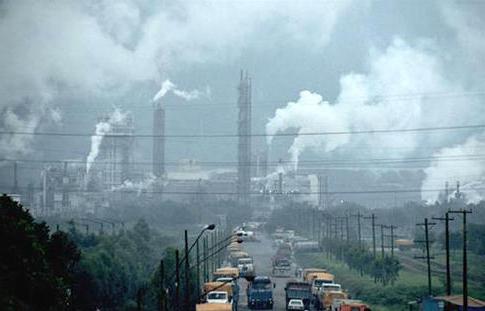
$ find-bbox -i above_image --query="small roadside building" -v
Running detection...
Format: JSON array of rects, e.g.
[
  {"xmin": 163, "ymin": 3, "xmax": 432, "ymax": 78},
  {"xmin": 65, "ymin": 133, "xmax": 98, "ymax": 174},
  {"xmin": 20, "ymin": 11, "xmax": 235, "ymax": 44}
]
[{"xmin": 421, "ymin": 295, "xmax": 485, "ymax": 311}]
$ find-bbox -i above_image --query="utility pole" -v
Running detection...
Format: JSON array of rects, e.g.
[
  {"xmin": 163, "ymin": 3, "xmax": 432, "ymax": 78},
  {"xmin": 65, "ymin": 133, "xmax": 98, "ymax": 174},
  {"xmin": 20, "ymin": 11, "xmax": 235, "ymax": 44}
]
[
  {"xmin": 160, "ymin": 259, "xmax": 166, "ymax": 311},
  {"xmin": 449, "ymin": 209, "xmax": 472, "ymax": 310},
  {"xmin": 389, "ymin": 225, "xmax": 396, "ymax": 257},
  {"xmin": 432, "ymin": 212, "xmax": 454, "ymax": 295},
  {"xmin": 175, "ymin": 249, "xmax": 180, "ymax": 311},
  {"xmin": 380, "ymin": 225, "xmax": 386, "ymax": 258},
  {"xmin": 203, "ymin": 236, "xmax": 208, "ymax": 282},
  {"xmin": 351, "ymin": 211, "xmax": 363, "ymax": 248},
  {"xmin": 415, "ymin": 218, "xmax": 436, "ymax": 296},
  {"xmin": 196, "ymin": 238, "xmax": 200, "ymax": 303},
  {"xmin": 339, "ymin": 217, "xmax": 345, "ymax": 240},
  {"xmin": 184, "ymin": 230, "xmax": 190, "ymax": 310},
  {"xmin": 364, "ymin": 214, "xmax": 377, "ymax": 257},
  {"xmin": 345, "ymin": 214, "xmax": 350, "ymax": 242}
]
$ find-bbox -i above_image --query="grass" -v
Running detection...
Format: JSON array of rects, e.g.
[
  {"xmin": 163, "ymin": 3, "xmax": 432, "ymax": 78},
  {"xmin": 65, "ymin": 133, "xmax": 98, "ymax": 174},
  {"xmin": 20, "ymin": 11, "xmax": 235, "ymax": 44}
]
[{"xmin": 296, "ymin": 253, "xmax": 444, "ymax": 311}]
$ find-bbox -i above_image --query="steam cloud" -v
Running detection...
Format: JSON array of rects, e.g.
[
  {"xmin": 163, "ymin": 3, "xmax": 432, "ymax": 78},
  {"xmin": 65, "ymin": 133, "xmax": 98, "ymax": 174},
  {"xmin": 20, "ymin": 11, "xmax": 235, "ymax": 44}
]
[
  {"xmin": 86, "ymin": 109, "xmax": 129, "ymax": 173},
  {"xmin": 266, "ymin": 38, "xmax": 483, "ymax": 169},
  {"xmin": 111, "ymin": 173, "xmax": 157, "ymax": 196},
  {"xmin": 153, "ymin": 80, "xmax": 205, "ymax": 103},
  {"xmin": 421, "ymin": 133, "xmax": 485, "ymax": 204},
  {"xmin": 0, "ymin": 0, "xmax": 350, "ymax": 157}
]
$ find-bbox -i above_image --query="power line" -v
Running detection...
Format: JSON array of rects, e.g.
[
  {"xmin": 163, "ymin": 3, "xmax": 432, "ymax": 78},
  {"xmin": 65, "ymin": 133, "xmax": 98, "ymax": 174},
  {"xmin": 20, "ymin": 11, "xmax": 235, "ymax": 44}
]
[
  {"xmin": 1, "ymin": 123, "xmax": 484, "ymax": 139},
  {"xmin": 44, "ymin": 90, "xmax": 485, "ymax": 111},
  {"xmin": 2, "ymin": 153, "xmax": 485, "ymax": 167},
  {"xmin": 2, "ymin": 184, "xmax": 484, "ymax": 196}
]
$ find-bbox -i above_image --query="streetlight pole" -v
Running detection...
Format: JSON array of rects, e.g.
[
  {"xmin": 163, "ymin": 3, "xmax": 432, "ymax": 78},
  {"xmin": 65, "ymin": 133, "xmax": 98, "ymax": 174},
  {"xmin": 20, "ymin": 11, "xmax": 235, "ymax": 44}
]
[
  {"xmin": 175, "ymin": 250, "xmax": 180, "ymax": 311},
  {"xmin": 184, "ymin": 230, "xmax": 190, "ymax": 310},
  {"xmin": 196, "ymin": 239, "xmax": 200, "ymax": 302}
]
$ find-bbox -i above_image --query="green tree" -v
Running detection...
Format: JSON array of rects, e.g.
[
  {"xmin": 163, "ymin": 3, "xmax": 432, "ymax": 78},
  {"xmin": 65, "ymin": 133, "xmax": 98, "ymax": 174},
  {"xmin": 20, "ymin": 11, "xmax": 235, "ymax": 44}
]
[{"xmin": 0, "ymin": 194, "xmax": 80, "ymax": 310}]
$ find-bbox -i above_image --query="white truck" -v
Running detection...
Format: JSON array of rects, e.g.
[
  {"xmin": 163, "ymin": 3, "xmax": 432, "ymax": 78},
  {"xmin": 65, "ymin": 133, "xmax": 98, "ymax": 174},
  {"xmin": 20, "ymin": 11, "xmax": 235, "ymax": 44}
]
[
  {"xmin": 206, "ymin": 291, "xmax": 230, "ymax": 304},
  {"xmin": 237, "ymin": 257, "xmax": 255, "ymax": 278}
]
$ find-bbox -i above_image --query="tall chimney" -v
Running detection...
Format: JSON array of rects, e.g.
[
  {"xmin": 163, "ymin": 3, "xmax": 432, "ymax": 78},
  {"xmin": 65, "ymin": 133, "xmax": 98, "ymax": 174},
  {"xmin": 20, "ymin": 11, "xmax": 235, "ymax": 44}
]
[
  {"xmin": 237, "ymin": 70, "xmax": 251, "ymax": 205},
  {"xmin": 153, "ymin": 102, "xmax": 165, "ymax": 178}
]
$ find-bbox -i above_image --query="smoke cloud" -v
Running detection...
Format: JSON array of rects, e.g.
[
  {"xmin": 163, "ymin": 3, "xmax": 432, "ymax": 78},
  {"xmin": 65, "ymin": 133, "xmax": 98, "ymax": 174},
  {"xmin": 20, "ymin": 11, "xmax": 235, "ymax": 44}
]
[
  {"xmin": 266, "ymin": 38, "xmax": 482, "ymax": 169},
  {"xmin": 86, "ymin": 108, "xmax": 129, "ymax": 173},
  {"xmin": 152, "ymin": 79, "xmax": 205, "ymax": 103},
  {"xmin": 111, "ymin": 173, "xmax": 157, "ymax": 197},
  {"xmin": 421, "ymin": 133, "xmax": 485, "ymax": 204},
  {"xmin": 0, "ymin": 0, "xmax": 351, "ymax": 156}
]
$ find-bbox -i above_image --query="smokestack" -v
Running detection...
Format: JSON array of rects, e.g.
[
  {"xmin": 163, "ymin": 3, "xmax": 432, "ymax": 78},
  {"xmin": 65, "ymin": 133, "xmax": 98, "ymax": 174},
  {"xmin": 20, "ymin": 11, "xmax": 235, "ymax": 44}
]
[
  {"xmin": 455, "ymin": 181, "xmax": 461, "ymax": 199},
  {"xmin": 237, "ymin": 70, "xmax": 251, "ymax": 205},
  {"xmin": 153, "ymin": 102, "xmax": 165, "ymax": 178}
]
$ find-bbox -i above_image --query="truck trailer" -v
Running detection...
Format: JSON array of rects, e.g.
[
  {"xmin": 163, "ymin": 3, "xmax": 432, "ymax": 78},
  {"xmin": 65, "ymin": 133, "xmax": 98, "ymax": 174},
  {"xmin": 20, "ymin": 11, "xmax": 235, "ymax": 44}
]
[
  {"xmin": 284, "ymin": 281, "xmax": 312, "ymax": 310},
  {"xmin": 247, "ymin": 276, "xmax": 274, "ymax": 309}
]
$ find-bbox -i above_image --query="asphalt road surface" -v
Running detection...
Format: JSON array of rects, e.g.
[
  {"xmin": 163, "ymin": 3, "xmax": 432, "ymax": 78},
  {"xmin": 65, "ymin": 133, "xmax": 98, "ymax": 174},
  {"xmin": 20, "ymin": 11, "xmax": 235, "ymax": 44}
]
[{"xmin": 237, "ymin": 233, "xmax": 300, "ymax": 311}]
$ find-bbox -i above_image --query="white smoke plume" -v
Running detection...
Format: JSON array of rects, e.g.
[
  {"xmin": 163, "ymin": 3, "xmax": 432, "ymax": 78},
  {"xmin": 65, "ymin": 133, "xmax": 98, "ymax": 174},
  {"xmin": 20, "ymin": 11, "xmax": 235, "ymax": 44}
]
[
  {"xmin": 421, "ymin": 133, "xmax": 485, "ymax": 204},
  {"xmin": 86, "ymin": 108, "xmax": 129, "ymax": 173},
  {"xmin": 152, "ymin": 79, "xmax": 205, "ymax": 103},
  {"xmin": 111, "ymin": 174, "xmax": 157, "ymax": 196},
  {"xmin": 0, "ymin": 0, "xmax": 351, "ymax": 156},
  {"xmin": 266, "ymin": 38, "xmax": 482, "ymax": 169}
]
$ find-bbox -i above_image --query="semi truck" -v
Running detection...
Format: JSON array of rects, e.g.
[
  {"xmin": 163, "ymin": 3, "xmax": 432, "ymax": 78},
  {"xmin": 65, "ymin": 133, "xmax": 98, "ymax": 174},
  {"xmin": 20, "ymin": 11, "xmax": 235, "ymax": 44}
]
[
  {"xmin": 247, "ymin": 276, "xmax": 274, "ymax": 309},
  {"xmin": 302, "ymin": 268, "xmax": 327, "ymax": 282},
  {"xmin": 332, "ymin": 299, "xmax": 371, "ymax": 311},
  {"xmin": 284, "ymin": 281, "xmax": 312, "ymax": 310},
  {"xmin": 196, "ymin": 303, "xmax": 232, "ymax": 311},
  {"xmin": 307, "ymin": 272, "xmax": 335, "ymax": 295},
  {"xmin": 237, "ymin": 257, "xmax": 255, "ymax": 278},
  {"xmin": 203, "ymin": 282, "xmax": 234, "ymax": 302},
  {"xmin": 229, "ymin": 251, "xmax": 249, "ymax": 267},
  {"xmin": 213, "ymin": 267, "xmax": 239, "ymax": 280},
  {"xmin": 272, "ymin": 256, "xmax": 292, "ymax": 277},
  {"xmin": 316, "ymin": 290, "xmax": 348, "ymax": 310}
]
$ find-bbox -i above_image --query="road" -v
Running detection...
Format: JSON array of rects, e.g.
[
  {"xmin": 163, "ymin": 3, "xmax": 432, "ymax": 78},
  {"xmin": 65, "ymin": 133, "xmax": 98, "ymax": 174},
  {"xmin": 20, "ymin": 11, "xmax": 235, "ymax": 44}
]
[{"xmin": 237, "ymin": 233, "xmax": 296, "ymax": 311}]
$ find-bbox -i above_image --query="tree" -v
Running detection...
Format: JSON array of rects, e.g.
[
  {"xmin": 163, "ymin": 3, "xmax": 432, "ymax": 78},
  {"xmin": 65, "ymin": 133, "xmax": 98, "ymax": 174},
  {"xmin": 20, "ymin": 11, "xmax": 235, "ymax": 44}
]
[{"xmin": 0, "ymin": 194, "xmax": 80, "ymax": 310}]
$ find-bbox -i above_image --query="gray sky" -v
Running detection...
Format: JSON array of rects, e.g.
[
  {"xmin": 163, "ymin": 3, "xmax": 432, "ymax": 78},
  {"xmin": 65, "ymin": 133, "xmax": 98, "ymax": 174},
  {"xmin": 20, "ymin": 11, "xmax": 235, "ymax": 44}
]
[{"xmin": 0, "ymin": 0, "xmax": 484, "ymax": 202}]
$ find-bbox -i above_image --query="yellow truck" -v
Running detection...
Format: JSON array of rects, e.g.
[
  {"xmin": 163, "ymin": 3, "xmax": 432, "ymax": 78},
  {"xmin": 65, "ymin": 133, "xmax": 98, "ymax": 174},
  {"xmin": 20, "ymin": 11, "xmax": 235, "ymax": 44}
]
[
  {"xmin": 302, "ymin": 268, "xmax": 327, "ymax": 282},
  {"xmin": 318, "ymin": 290, "xmax": 348, "ymax": 310},
  {"xmin": 307, "ymin": 272, "xmax": 335, "ymax": 295},
  {"xmin": 228, "ymin": 244, "xmax": 242, "ymax": 252},
  {"xmin": 203, "ymin": 281, "xmax": 234, "ymax": 305},
  {"xmin": 213, "ymin": 267, "xmax": 239, "ymax": 279},
  {"xmin": 229, "ymin": 251, "xmax": 249, "ymax": 266},
  {"xmin": 195, "ymin": 303, "xmax": 232, "ymax": 311}
]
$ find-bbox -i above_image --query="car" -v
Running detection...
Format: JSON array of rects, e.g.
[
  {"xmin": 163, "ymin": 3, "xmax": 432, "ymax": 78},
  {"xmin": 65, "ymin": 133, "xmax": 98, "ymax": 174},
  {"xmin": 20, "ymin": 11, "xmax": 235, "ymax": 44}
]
[{"xmin": 287, "ymin": 298, "xmax": 305, "ymax": 310}]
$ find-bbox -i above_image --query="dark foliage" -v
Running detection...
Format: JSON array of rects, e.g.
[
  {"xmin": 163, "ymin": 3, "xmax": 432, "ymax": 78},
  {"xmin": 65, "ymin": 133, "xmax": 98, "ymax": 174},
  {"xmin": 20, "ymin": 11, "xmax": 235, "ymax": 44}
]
[{"xmin": 0, "ymin": 194, "xmax": 80, "ymax": 310}]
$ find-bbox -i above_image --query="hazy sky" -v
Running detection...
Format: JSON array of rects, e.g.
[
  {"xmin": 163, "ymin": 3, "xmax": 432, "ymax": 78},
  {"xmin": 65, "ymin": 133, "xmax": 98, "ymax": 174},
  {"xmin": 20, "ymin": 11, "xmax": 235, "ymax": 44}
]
[{"xmin": 0, "ymin": 0, "xmax": 484, "ymax": 201}]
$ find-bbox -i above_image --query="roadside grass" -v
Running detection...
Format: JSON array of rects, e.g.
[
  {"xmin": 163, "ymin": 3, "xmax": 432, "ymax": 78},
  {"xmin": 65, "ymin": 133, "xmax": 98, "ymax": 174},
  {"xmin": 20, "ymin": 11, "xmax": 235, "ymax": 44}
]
[{"xmin": 296, "ymin": 253, "xmax": 444, "ymax": 311}]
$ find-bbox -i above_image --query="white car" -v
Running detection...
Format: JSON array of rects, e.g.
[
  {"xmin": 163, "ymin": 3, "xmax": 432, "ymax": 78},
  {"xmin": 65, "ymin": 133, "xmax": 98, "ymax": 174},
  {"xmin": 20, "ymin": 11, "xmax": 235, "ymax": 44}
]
[
  {"xmin": 287, "ymin": 299, "xmax": 305, "ymax": 310},
  {"xmin": 206, "ymin": 291, "xmax": 230, "ymax": 304}
]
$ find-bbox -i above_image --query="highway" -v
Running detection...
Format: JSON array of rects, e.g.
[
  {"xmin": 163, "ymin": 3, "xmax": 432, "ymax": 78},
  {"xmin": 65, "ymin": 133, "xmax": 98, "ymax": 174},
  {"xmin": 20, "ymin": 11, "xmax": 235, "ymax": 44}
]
[{"xmin": 237, "ymin": 234, "xmax": 300, "ymax": 311}]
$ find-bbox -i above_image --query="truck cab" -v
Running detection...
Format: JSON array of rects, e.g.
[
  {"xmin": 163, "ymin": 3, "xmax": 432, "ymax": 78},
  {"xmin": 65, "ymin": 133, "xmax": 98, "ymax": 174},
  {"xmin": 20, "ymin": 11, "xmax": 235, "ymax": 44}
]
[
  {"xmin": 238, "ymin": 257, "xmax": 255, "ymax": 277},
  {"xmin": 206, "ymin": 291, "xmax": 230, "ymax": 304},
  {"xmin": 247, "ymin": 276, "xmax": 274, "ymax": 309}
]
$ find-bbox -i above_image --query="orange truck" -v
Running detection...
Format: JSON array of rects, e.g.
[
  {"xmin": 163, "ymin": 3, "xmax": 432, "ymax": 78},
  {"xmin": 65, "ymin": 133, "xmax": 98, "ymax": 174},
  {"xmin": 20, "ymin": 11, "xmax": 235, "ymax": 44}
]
[
  {"xmin": 213, "ymin": 267, "xmax": 239, "ymax": 280},
  {"xmin": 307, "ymin": 272, "xmax": 335, "ymax": 295},
  {"xmin": 195, "ymin": 303, "xmax": 232, "ymax": 311},
  {"xmin": 318, "ymin": 290, "xmax": 348, "ymax": 310},
  {"xmin": 332, "ymin": 299, "xmax": 371, "ymax": 311},
  {"xmin": 302, "ymin": 268, "xmax": 327, "ymax": 282},
  {"xmin": 203, "ymin": 281, "xmax": 233, "ymax": 298}
]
